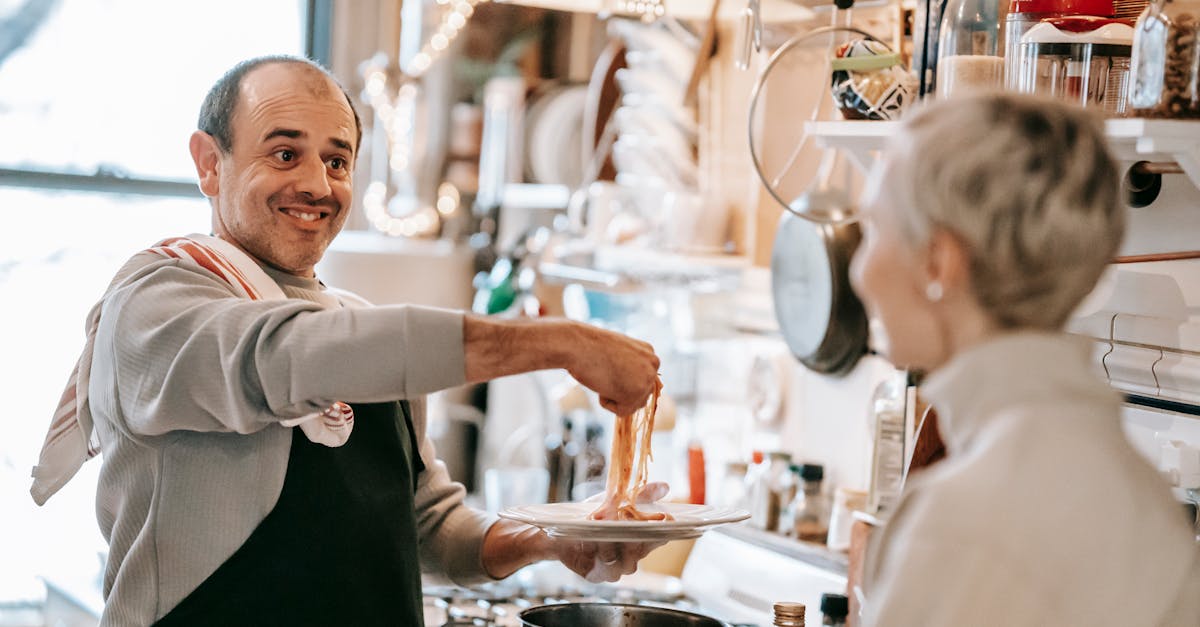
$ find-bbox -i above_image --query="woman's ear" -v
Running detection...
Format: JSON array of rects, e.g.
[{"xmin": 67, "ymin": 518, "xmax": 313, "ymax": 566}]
[
  {"xmin": 189, "ymin": 131, "xmax": 221, "ymax": 198},
  {"xmin": 924, "ymin": 228, "xmax": 972, "ymax": 300}
]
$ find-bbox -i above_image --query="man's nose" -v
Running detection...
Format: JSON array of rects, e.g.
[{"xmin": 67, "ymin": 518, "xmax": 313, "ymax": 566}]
[{"xmin": 293, "ymin": 155, "xmax": 332, "ymax": 199}]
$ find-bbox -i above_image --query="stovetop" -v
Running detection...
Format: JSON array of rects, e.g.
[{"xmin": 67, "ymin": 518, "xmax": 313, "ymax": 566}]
[{"xmin": 422, "ymin": 574, "xmax": 698, "ymax": 627}]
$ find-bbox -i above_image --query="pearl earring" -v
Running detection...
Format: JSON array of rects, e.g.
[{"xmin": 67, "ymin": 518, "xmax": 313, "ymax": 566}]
[{"xmin": 925, "ymin": 281, "xmax": 944, "ymax": 302}]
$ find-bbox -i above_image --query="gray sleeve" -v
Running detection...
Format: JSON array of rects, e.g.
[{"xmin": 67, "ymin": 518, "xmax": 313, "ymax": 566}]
[
  {"xmin": 99, "ymin": 258, "xmax": 467, "ymax": 437},
  {"xmin": 409, "ymin": 397, "xmax": 499, "ymax": 585}
]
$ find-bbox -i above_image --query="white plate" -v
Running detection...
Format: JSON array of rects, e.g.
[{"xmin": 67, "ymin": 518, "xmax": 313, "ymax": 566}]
[{"xmin": 499, "ymin": 502, "xmax": 749, "ymax": 542}]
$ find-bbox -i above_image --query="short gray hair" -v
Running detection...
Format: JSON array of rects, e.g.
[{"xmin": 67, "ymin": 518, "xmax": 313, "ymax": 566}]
[
  {"xmin": 198, "ymin": 55, "xmax": 362, "ymax": 154},
  {"xmin": 874, "ymin": 93, "xmax": 1124, "ymax": 330}
]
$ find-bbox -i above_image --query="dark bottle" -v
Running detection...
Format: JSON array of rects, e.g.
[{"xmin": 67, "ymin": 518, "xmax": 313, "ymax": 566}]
[
  {"xmin": 820, "ymin": 593, "xmax": 849, "ymax": 626},
  {"xmin": 576, "ymin": 421, "xmax": 607, "ymax": 495},
  {"xmin": 545, "ymin": 418, "xmax": 578, "ymax": 503}
]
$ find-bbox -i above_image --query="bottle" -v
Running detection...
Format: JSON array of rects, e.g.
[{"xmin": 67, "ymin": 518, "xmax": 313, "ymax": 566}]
[
  {"xmin": 751, "ymin": 452, "xmax": 793, "ymax": 531},
  {"xmin": 789, "ymin": 464, "xmax": 830, "ymax": 543},
  {"xmin": 688, "ymin": 441, "xmax": 707, "ymax": 505},
  {"xmin": 914, "ymin": 0, "xmax": 947, "ymax": 96},
  {"xmin": 778, "ymin": 464, "xmax": 804, "ymax": 535},
  {"xmin": 743, "ymin": 451, "xmax": 767, "ymax": 521},
  {"xmin": 576, "ymin": 421, "xmax": 607, "ymax": 491},
  {"xmin": 867, "ymin": 376, "xmax": 907, "ymax": 515},
  {"xmin": 720, "ymin": 461, "xmax": 750, "ymax": 509},
  {"xmin": 773, "ymin": 601, "xmax": 806, "ymax": 627},
  {"xmin": 1130, "ymin": 0, "xmax": 1200, "ymax": 117},
  {"xmin": 820, "ymin": 593, "xmax": 849, "ymax": 626},
  {"xmin": 936, "ymin": 0, "xmax": 1005, "ymax": 97},
  {"xmin": 544, "ymin": 418, "xmax": 577, "ymax": 503}
]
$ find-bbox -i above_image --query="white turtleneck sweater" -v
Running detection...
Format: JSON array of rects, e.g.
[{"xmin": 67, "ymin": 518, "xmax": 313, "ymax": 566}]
[{"xmin": 862, "ymin": 332, "xmax": 1200, "ymax": 627}]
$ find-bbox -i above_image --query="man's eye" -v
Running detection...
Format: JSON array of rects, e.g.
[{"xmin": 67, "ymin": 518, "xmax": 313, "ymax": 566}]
[
  {"xmin": 274, "ymin": 149, "xmax": 295, "ymax": 162},
  {"xmin": 328, "ymin": 157, "xmax": 346, "ymax": 170}
]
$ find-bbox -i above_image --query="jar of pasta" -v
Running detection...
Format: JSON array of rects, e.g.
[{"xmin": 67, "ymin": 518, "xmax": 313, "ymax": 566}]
[{"xmin": 1130, "ymin": 0, "xmax": 1200, "ymax": 116}]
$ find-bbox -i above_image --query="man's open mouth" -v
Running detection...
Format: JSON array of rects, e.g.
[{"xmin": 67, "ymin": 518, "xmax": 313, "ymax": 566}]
[{"xmin": 280, "ymin": 207, "xmax": 330, "ymax": 222}]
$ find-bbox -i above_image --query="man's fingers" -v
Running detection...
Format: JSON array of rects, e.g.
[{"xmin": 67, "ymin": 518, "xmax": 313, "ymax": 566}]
[
  {"xmin": 596, "ymin": 542, "xmax": 620, "ymax": 565},
  {"xmin": 634, "ymin": 481, "xmax": 669, "ymax": 504}
]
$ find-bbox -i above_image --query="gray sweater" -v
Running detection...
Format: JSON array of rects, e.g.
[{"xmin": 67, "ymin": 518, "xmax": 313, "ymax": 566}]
[
  {"xmin": 87, "ymin": 250, "xmax": 495, "ymax": 626},
  {"xmin": 863, "ymin": 332, "xmax": 1200, "ymax": 626}
]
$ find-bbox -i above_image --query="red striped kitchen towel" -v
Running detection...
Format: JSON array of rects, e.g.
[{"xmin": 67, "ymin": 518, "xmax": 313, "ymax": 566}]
[{"xmin": 30, "ymin": 234, "xmax": 354, "ymax": 505}]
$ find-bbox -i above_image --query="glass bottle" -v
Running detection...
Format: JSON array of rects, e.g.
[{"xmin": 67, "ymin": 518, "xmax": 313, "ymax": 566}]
[
  {"xmin": 789, "ymin": 464, "xmax": 830, "ymax": 543},
  {"xmin": 576, "ymin": 422, "xmax": 607, "ymax": 489},
  {"xmin": 773, "ymin": 601, "xmax": 806, "ymax": 627},
  {"xmin": 820, "ymin": 594, "xmax": 849, "ymax": 626},
  {"xmin": 914, "ymin": 0, "xmax": 949, "ymax": 96},
  {"xmin": 720, "ymin": 461, "xmax": 750, "ymax": 509},
  {"xmin": 937, "ymin": 0, "xmax": 1005, "ymax": 97},
  {"xmin": 545, "ymin": 417, "xmax": 577, "ymax": 503},
  {"xmin": 750, "ymin": 451, "xmax": 792, "ymax": 531},
  {"xmin": 1130, "ymin": 0, "xmax": 1200, "ymax": 117}
]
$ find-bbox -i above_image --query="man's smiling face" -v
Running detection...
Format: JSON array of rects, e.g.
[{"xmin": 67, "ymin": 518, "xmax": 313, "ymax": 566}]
[{"xmin": 207, "ymin": 62, "xmax": 357, "ymax": 277}]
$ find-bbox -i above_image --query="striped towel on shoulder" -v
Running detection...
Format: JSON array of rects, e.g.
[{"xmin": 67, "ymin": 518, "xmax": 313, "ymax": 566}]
[{"xmin": 30, "ymin": 234, "xmax": 354, "ymax": 506}]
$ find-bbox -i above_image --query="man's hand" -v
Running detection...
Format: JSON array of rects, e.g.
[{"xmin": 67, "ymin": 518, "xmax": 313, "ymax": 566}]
[
  {"xmin": 481, "ymin": 519, "xmax": 665, "ymax": 584},
  {"xmin": 464, "ymin": 316, "xmax": 660, "ymax": 416},
  {"xmin": 561, "ymin": 324, "xmax": 659, "ymax": 417},
  {"xmin": 551, "ymin": 539, "xmax": 665, "ymax": 583},
  {"xmin": 481, "ymin": 482, "xmax": 672, "ymax": 582}
]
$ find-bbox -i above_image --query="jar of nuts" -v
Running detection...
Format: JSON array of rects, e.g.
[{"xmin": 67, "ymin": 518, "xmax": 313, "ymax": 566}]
[{"xmin": 1130, "ymin": 0, "xmax": 1200, "ymax": 116}]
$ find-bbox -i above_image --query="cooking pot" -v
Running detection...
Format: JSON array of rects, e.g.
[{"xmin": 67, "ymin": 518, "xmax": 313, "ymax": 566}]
[{"xmin": 519, "ymin": 603, "xmax": 731, "ymax": 627}]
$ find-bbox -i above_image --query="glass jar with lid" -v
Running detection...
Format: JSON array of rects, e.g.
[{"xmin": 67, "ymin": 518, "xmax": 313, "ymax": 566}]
[
  {"xmin": 1013, "ymin": 16, "xmax": 1135, "ymax": 114},
  {"xmin": 750, "ymin": 451, "xmax": 793, "ymax": 532},
  {"xmin": 936, "ymin": 0, "xmax": 1006, "ymax": 97},
  {"xmin": 1129, "ymin": 0, "xmax": 1200, "ymax": 117},
  {"xmin": 1004, "ymin": 0, "xmax": 1116, "ymax": 88}
]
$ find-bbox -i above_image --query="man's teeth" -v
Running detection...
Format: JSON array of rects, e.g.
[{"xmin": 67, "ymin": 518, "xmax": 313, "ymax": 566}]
[{"xmin": 284, "ymin": 208, "xmax": 322, "ymax": 222}]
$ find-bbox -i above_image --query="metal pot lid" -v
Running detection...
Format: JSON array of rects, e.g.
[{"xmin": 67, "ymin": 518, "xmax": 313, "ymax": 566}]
[{"xmin": 770, "ymin": 211, "xmax": 868, "ymax": 375}]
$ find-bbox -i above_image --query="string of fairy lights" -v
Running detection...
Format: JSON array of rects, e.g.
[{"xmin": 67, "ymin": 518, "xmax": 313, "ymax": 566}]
[{"xmin": 360, "ymin": 0, "xmax": 488, "ymax": 237}]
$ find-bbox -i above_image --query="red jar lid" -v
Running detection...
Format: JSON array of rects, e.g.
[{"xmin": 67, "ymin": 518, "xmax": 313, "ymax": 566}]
[{"xmin": 1009, "ymin": 0, "xmax": 1115, "ymax": 17}]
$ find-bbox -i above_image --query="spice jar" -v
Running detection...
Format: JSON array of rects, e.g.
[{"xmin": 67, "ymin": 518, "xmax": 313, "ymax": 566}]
[
  {"xmin": 1129, "ymin": 0, "xmax": 1200, "ymax": 117},
  {"xmin": 750, "ymin": 451, "xmax": 793, "ymax": 532},
  {"xmin": 787, "ymin": 464, "xmax": 830, "ymax": 542}
]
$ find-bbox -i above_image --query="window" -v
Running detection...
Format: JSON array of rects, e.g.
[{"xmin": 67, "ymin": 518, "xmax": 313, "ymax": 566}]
[{"xmin": 0, "ymin": 0, "xmax": 312, "ymax": 619}]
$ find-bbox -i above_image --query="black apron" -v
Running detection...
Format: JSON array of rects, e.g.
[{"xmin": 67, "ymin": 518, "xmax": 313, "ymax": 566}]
[{"xmin": 156, "ymin": 401, "xmax": 426, "ymax": 627}]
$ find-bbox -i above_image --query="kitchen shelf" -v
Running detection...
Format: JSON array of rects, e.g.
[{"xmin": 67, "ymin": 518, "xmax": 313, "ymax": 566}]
[
  {"xmin": 540, "ymin": 244, "xmax": 748, "ymax": 293},
  {"xmin": 804, "ymin": 118, "xmax": 1200, "ymax": 192},
  {"xmin": 495, "ymin": 0, "xmax": 815, "ymax": 22}
]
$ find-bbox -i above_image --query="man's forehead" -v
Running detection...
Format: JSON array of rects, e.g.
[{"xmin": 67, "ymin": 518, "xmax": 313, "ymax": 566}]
[
  {"xmin": 242, "ymin": 62, "xmax": 338, "ymax": 99},
  {"xmin": 233, "ymin": 63, "xmax": 354, "ymax": 138}
]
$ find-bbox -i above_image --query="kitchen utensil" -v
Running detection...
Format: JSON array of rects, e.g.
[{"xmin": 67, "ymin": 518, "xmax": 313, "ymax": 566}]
[
  {"xmin": 747, "ymin": 25, "xmax": 887, "ymax": 225},
  {"xmin": 520, "ymin": 602, "xmax": 730, "ymax": 627},
  {"xmin": 684, "ymin": 0, "xmax": 723, "ymax": 107},
  {"xmin": 770, "ymin": 210, "xmax": 869, "ymax": 375},
  {"xmin": 1013, "ymin": 17, "xmax": 1134, "ymax": 114},
  {"xmin": 1002, "ymin": 0, "xmax": 1116, "ymax": 89}
]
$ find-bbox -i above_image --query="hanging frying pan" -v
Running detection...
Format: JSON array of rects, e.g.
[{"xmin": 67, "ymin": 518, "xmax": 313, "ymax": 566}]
[{"xmin": 770, "ymin": 210, "xmax": 868, "ymax": 375}]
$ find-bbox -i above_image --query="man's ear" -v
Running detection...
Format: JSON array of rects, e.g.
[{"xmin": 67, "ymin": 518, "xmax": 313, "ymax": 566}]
[
  {"xmin": 189, "ymin": 131, "xmax": 221, "ymax": 198},
  {"xmin": 924, "ymin": 228, "xmax": 972, "ymax": 298}
]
